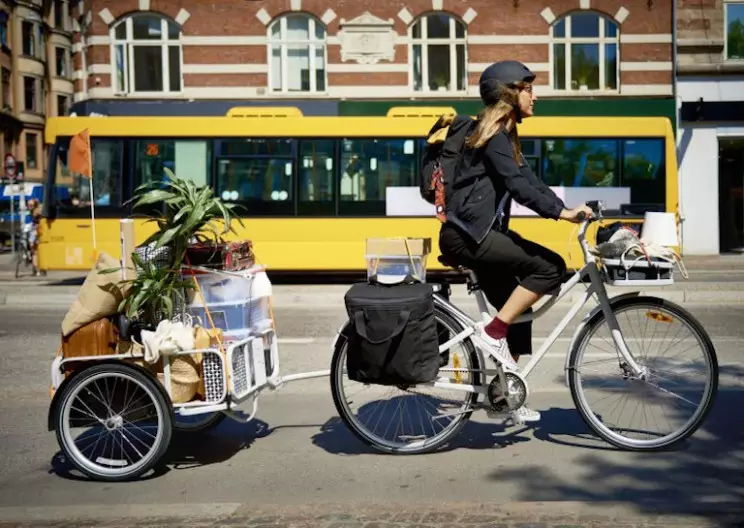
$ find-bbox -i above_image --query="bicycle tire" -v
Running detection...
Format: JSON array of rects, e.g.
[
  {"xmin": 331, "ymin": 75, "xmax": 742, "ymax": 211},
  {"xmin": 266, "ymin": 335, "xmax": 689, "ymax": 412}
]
[
  {"xmin": 173, "ymin": 411, "xmax": 226, "ymax": 434},
  {"xmin": 330, "ymin": 304, "xmax": 482, "ymax": 454},
  {"xmin": 54, "ymin": 363, "xmax": 173, "ymax": 481},
  {"xmin": 568, "ymin": 296, "xmax": 718, "ymax": 451}
]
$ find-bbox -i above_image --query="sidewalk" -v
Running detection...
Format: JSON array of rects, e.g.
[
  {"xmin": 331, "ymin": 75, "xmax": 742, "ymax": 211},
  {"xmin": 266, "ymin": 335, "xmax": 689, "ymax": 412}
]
[{"xmin": 1, "ymin": 252, "xmax": 743, "ymax": 307}]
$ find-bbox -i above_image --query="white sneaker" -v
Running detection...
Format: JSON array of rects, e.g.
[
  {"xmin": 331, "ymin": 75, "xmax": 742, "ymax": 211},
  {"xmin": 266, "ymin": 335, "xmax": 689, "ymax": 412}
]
[
  {"xmin": 512, "ymin": 406, "xmax": 541, "ymax": 423},
  {"xmin": 477, "ymin": 327, "xmax": 519, "ymax": 371}
]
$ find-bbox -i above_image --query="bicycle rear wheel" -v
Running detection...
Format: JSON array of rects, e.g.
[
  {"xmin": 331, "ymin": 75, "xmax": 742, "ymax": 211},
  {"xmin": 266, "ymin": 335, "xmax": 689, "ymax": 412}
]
[
  {"xmin": 330, "ymin": 305, "xmax": 482, "ymax": 454},
  {"xmin": 568, "ymin": 296, "xmax": 718, "ymax": 451}
]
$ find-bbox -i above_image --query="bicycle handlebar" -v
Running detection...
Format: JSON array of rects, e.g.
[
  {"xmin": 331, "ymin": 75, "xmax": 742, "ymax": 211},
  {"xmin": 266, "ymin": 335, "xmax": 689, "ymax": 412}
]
[{"xmin": 576, "ymin": 200, "xmax": 606, "ymax": 264}]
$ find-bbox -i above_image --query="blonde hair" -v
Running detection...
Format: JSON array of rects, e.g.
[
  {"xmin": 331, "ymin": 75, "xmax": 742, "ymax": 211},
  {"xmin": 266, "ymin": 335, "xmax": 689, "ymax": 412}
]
[{"xmin": 464, "ymin": 81, "xmax": 527, "ymax": 163}]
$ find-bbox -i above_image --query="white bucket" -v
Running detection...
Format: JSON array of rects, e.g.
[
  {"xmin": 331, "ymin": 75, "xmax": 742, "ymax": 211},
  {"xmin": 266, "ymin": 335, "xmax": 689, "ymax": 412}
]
[{"xmin": 640, "ymin": 212, "xmax": 678, "ymax": 247}]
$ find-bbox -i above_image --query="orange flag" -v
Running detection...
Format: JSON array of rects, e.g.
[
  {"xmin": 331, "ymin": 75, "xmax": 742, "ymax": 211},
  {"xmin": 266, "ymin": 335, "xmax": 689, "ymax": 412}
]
[{"xmin": 68, "ymin": 128, "xmax": 92, "ymax": 179}]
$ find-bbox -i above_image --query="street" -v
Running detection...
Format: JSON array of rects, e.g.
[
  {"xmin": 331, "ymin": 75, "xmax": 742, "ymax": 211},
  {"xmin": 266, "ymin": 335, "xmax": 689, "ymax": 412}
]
[{"xmin": 0, "ymin": 299, "xmax": 743, "ymax": 527}]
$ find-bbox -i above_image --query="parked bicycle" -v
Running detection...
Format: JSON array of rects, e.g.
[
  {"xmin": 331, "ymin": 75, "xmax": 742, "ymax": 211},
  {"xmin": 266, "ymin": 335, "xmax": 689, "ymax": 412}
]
[{"xmin": 330, "ymin": 200, "xmax": 718, "ymax": 453}]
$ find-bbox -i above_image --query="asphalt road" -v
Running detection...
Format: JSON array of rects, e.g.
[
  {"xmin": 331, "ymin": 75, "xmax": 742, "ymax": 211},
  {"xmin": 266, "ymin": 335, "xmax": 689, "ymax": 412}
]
[{"xmin": 0, "ymin": 303, "xmax": 743, "ymax": 527}]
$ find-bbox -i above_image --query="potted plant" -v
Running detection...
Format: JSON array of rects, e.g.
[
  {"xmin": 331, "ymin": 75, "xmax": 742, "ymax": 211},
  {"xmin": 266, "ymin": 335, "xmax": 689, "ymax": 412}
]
[
  {"xmin": 132, "ymin": 167, "xmax": 244, "ymax": 268},
  {"xmin": 106, "ymin": 168, "xmax": 245, "ymax": 329}
]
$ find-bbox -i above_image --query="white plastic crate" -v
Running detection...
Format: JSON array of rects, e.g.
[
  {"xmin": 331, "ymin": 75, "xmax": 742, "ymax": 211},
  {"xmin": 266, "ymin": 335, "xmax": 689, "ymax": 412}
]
[{"xmin": 602, "ymin": 257, "xmax": 675, "ymax": 286}]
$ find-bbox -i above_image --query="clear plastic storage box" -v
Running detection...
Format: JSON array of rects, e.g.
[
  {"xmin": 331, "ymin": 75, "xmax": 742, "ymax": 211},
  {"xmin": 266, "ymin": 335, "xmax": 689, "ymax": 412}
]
[
  {"xmin": 365, "ymin": 237, "xmax": 431, "ymax": 282},
  {"xmin": 185, "ymin": 266, "xmax": 273, "ymax": 336}
]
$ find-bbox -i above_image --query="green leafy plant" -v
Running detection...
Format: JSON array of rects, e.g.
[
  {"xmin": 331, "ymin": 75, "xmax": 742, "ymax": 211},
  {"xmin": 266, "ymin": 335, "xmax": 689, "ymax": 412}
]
[
  {"xmin": 110, "ymin": 252, "xmax": 197, "ymax": 324},
  {"xmin": 130, "ymin": 167, "xmax": 245, "ymax": 268},
  {"xmin": 104, "ymin": 169, "xmax": 246, "ymax": 325}
]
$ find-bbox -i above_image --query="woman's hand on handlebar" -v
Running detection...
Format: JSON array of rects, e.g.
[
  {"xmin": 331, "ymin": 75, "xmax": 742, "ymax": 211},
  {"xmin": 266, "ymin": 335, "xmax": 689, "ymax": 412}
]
[{"xmin": 559, "ymin": 204, "xmax": 594, "ymax": 223}]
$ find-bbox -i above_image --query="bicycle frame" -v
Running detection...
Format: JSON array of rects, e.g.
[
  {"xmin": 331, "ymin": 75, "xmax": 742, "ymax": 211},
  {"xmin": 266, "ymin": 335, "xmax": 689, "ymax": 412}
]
[{"xmin": 429, "ymin": 213, "xmax": 645, "ymax": 396}]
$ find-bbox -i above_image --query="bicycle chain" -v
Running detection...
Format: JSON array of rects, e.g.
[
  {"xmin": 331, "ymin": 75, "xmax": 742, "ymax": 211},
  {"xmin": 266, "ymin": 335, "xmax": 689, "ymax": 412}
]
[{"xmin": 398, "ymin": 367, "xmax": 493, "ymax": 410}]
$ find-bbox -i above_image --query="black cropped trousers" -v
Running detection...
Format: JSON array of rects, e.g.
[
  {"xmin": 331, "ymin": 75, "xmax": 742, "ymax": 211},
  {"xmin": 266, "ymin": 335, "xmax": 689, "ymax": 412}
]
[{"xmin": 438, "ymin": 222, "xmax": 567, "ymax": 355}]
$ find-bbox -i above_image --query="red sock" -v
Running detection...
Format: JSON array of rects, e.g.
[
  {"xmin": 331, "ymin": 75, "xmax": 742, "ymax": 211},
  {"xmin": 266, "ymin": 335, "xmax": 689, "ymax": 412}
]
[{"xmin": 485, "ymin": 316, "xmax": 509, "ymax": 339}]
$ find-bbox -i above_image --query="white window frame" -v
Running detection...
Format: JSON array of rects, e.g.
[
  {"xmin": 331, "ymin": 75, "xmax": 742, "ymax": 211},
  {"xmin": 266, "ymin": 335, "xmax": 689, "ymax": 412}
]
[
  {"xmin": 550, "ymin": 12, "xmax": 619, "ymax": 93},
  {"xmin": 267, "ymin": 14, "xmax": 327, "ymax": 94},
  {"xmin": 110, "ymin": 14, "xmax": 183, "ymax": 96},
  {"xmin": 408, "ymin": 12, "xmax": 467, "ymax": 94},
  {"xmin": 724, "ymin": 0, "xmax": 744, "ymax": 61}
]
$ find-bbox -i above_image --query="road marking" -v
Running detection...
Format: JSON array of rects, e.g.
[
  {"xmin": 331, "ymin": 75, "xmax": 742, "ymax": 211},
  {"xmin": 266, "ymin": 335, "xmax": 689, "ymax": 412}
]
[{"xmin": 277, "ymin": 338, "xmax": 316, "ymax": 344}]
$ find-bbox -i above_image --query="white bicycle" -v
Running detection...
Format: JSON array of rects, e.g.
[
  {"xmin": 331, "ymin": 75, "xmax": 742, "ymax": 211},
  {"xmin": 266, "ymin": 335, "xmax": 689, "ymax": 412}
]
[{"xmin": 330, "ymin": 201, "xmax": 719, "ymax": 453}]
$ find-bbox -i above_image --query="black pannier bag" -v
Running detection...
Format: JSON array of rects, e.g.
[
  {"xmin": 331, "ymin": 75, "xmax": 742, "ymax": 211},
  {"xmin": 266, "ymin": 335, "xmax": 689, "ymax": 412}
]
[{"xmin": 343, "ymin": 277, "xmax": 441, "ymax": 386}]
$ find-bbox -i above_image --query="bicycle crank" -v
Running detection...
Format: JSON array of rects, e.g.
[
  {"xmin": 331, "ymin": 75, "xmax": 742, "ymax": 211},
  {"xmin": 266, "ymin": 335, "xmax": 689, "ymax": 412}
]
[{"xmin": 488, "ymin": 371, "xmax": 528, "ymax": 413}]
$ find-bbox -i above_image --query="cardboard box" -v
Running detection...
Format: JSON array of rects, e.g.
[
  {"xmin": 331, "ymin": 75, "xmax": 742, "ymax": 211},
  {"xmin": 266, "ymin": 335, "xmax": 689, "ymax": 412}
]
[{"xmin": 365, "ymin": 237, "xmax": 432, "ymax": 257}]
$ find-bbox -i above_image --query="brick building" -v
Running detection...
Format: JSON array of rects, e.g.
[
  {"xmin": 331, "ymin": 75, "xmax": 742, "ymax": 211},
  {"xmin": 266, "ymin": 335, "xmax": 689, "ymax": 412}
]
[
  {"xmin": 1, "ymin": 0, "xmax": 73, "ymax": 184},
  {"xmin": 68, "ymin": 0, "xmax": 675, "ymax": 120},
  {"xmin": 676, "ymin": 0, "xmax": 744, "ymax": 255}
]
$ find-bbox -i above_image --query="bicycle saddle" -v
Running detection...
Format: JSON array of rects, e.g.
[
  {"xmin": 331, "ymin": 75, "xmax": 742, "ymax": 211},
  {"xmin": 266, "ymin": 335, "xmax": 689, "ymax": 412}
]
[{"xmin": 437, "ymin": 254, "xmax": 469, "ymax": 271}]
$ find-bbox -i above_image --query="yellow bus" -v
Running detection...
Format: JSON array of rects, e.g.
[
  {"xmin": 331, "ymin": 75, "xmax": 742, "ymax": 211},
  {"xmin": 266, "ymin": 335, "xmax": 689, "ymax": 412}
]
[{"xmin": 39, "ymin": 106, "xmax": 677, "ymax": 275}]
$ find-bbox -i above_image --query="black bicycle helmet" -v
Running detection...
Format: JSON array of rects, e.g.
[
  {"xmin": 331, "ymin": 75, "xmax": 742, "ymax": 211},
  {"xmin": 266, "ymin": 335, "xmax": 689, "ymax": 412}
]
[{"xmin": 478, "ymin": 60, "xmax": 536, "ymax": 122}]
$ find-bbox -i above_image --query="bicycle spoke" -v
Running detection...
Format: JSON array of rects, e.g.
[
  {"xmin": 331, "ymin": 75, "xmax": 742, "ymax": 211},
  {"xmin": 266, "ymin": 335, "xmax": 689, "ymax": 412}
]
[{"xmin": 572, "ymin": 301, "xmax": 715, "ymax": 450}]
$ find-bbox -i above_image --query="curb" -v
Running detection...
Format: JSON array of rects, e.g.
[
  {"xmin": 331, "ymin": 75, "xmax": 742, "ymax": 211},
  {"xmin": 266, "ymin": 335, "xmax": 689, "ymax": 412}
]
[
  {"xmin": 0, "ymin": 500, "xmax": 740, "ymax": 525},
  {"xmin": 0, "ymin": 289, "xmax": 742, "ymax": 308}
]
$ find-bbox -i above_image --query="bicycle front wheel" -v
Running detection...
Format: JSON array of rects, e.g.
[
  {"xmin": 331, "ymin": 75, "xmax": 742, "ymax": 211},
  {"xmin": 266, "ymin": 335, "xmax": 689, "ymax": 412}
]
[
  {"xmin": 568, "ymin": 296, "xmax": 718, "ymax": 451},
  {"xmin": 330, "ymin": 305, "xmax": 482, "ymax": 454}
]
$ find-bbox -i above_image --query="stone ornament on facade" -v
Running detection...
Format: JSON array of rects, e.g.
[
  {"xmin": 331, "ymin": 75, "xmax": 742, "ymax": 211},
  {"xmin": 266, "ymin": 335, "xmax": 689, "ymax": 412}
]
[{"xmin": 338, "ymin": 11, "xmax": 396, "ymax": 64}]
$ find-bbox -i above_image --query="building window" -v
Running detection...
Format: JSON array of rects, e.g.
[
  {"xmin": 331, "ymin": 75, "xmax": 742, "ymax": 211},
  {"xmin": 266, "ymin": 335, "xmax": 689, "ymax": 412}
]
[
  {"xmin": 551, "ymin": 12, "xmax": 619, "ymax": 92},
  {"xmin": 55, "ymin": 47, "xmax": 69, "ymax": 77},
  {"xmin": 726, "ymin": 1, "xmax": 744, "ymax": 60},
  {"xmin": 0, "ymin": 11, "xmax": 8, "ymax": 49},
  {"xmin": 54, "ymin": 1, "xmax": 65, "ymax": 30},
  {"xmin": 23, "ymin": 76, "xmax": 39, "ymax": 112},
  {"xmin": 22, "ymin": 21, "xmax": 34, "ymax": 56},
  {"xmin": 25, "ymin": 133, "xmax": 38, "ymax": 170},
  {"xmin": 268, "ymin": 14, "xmax": 327, "ymax": 93},
  {"xmin": 410, "ymin": 13, "xmax": 467, "ymax": 92},
  {"xmin": 1, "ymin": 67, "xmax": 10, "ymax": 111},
  {"xmin": 57, "ymin": 94, "xmax": 69, "ymax": 116},
  {"xmin": 111, "ymin": 13, "xmax": 182, "ymax": 94}
]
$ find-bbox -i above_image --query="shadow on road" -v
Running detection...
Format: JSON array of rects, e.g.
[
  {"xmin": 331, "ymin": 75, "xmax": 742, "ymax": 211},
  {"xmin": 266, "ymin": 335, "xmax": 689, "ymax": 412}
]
[
  {"xmin": 309, "ymin": 363, "xmax": 744, "ymax": 525},
  {"xmin": 484, "ymin": 386, "xmax": 744, "ymax": 524},
  {"xmin": 49, "ymin": 417, "xmax": 271, "ymax": 481}
]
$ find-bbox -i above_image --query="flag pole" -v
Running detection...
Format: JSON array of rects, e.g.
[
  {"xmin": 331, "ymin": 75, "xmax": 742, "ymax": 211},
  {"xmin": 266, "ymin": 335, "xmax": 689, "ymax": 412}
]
[{"xmin": 87, "ymin": 131, "xmax": 96, "ymax": 251}]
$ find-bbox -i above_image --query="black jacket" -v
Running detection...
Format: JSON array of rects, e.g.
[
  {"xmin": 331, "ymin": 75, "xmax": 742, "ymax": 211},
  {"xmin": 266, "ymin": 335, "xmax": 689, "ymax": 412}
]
[{"xmin": 444, "ymin": 127, "xmax": 566, "ymax": 244}]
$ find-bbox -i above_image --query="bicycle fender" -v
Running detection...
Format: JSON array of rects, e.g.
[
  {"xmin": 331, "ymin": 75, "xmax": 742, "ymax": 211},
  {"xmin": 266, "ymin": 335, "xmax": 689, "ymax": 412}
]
[
  {"xmin": 331, "ymin": 319, "xmax": 351, "ymax": 351},
  {"xmin": 563, "ymin": 291, "xmax": 641, "ymax": 387}
]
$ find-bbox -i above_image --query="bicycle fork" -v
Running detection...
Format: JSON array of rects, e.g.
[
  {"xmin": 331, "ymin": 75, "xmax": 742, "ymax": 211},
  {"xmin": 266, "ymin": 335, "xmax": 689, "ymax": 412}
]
[{"xmin": 587, "ymin": 265, "xmax": 646, "ymax": 378}]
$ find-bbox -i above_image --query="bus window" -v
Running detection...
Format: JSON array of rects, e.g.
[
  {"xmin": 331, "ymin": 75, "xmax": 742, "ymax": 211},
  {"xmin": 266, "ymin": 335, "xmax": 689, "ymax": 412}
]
[
  {"xmin": 298, "ymin": 139, "xmax": 334, "ymax": 216},
  {"xmin": 216, "ymin": 140, "xmax": 294, "ymax": 216},
  {"xmin": 218, "ymin": 138, "xmax": 293, "ymax": 157},
  {"xmin": 621, "ymin": 139, "xmax": 665, "ymax": 207},
  {"xmin": 542, "ymin": 139, "xmax": 618, "ymax": 188},
  {"xmin": 520, "ymin": 139, "xmax": 541, "ymax": 176},
  {"xmin": 339, "ymin": 138, "xmax": 418, "ymax": 216},
  {"xmin": 133, "ymin": 139, "xmax": 213, "ymax": 188},
  {"xmin": 51, "ymin": 137, "xmax": 124, "ymax": 216}
]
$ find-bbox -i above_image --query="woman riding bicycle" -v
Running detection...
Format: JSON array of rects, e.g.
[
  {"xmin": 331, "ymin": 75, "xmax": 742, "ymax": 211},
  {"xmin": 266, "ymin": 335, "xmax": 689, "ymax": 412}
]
[{"xmin": 438, "ymin": 60, "xmax": 593, "ymax": 422}]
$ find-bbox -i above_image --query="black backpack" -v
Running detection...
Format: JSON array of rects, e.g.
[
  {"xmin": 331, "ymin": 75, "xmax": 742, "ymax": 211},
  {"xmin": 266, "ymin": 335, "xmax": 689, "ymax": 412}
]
[
  {"xmin": 343, "ymin": 276, "xmax": 441, "ymax": 386},
  {"xmin": 419, "ymin": 114, "xmax": 476, "ymax": 222}
]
